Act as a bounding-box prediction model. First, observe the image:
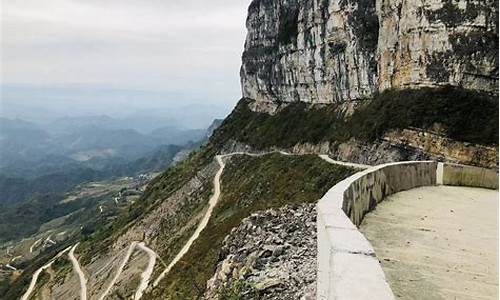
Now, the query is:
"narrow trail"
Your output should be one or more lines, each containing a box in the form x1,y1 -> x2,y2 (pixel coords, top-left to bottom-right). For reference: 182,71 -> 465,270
318,154 -> 370,169
152,154 -> 226,287
134,242 -> 157,300
98,241 -> 138,300
43,235 -> 56,247
29,238 -> 42,253
21,246 -> 72,300
151,151 -> 366,288
11,255 -> 22,262
69,243 -> 87,300
98,241 -> 162,300
20,151 -> 368,300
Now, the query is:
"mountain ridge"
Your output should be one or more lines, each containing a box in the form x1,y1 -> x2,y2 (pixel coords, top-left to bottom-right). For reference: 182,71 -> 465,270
1,0 -> 497,299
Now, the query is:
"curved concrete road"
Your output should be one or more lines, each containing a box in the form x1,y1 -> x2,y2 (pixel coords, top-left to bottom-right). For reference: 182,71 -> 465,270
21,246 -> 72,300
69,243 -> 87,300
361,186 -> 499,300
318,154 -> 370,169
134,242 -> 157,300
153,154 -> 226,287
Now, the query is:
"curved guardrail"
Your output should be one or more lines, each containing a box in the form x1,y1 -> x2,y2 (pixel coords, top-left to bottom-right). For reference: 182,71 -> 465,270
316,161 -> 497,300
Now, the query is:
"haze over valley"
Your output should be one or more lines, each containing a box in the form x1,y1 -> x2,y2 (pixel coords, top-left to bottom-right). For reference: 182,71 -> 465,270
0,0 -> 497,299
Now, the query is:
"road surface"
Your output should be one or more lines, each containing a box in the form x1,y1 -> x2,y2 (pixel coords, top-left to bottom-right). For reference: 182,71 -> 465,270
318,154 -> 370,169
98,241 -> 138,300
21,246 -> 72,300
29,238 -> 42,253
361,186 -> 499,300
152,154 -> 227,287
69,243 -> 87,300
134,242 -> 157,300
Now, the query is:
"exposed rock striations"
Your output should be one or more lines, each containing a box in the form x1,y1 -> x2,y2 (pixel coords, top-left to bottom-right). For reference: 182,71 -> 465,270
242,0 -> 379,105
377,0 -> 499,92
241,0 -> 498,107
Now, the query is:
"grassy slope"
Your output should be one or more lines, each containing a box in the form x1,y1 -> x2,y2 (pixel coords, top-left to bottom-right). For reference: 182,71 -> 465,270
5,86 -> 495,298
148,153 -> 357,299
76,145 -> 217,263
2,146 -> 217,299
212,86 -> 498,149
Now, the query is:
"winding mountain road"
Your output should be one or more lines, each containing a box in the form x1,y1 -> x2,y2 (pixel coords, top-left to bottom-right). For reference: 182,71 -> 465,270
152,154 -> 227,287
20,151 -> 365,299
318,154 -> 370,169
98,241 -> 138,300
29,238 -> 42,253
152,151 -> 362,287
134,242 -> 157,300
21,246 -> 72,300
69,243 -> 87,300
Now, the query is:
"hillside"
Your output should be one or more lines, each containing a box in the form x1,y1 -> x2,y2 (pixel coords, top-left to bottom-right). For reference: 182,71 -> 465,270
1,0 -> 497,299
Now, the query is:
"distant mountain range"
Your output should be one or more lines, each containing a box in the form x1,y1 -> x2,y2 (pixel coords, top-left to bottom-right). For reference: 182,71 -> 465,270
0,116 -> 211,173
0,116 -> 221,204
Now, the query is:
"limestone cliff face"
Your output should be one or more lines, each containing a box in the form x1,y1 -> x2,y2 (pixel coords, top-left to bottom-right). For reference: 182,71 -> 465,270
378,0 -> 498,92
241,0 -> 498,105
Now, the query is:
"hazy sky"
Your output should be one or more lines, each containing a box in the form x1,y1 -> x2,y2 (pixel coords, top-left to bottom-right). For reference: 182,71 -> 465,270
1,0 -> 250,123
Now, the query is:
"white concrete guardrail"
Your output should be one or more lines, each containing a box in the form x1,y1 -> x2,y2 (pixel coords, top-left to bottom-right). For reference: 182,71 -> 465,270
316,161 -> 498,300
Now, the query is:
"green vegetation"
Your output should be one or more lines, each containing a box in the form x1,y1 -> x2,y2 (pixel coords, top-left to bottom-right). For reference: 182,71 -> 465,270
211,98 -> 345,148
348,86 -> 498,144
78,146 -> 217,262
0,142 -> 185,244
148,153 -> 357,299
2,236 -> 78,300
219,280 -> 255,300
212,86 -> 498,149
0,168 -> 104,204
0,193 -> 102,242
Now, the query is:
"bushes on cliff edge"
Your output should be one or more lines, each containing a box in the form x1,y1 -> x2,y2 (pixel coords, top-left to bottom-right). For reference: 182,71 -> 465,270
211,86 -> 498,148
348,86 -> 498,144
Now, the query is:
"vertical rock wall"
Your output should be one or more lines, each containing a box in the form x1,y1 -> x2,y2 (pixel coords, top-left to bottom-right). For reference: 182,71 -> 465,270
241,0 -> 379,104
241,0 -> 498,107
377,0 -> 499,92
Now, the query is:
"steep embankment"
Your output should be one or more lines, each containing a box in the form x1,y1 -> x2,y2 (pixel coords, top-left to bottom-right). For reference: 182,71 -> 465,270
205,203 -> 318,299
6,150 -> 355,299
147,153 -> 356,298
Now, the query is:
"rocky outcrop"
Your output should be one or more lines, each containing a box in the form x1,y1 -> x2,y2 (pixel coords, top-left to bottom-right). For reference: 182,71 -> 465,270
381,128 -> 498,169
242,0 -> 378,105
205,204 -> 317,300
241,0 -> 498,107
378,0 -> 498,92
